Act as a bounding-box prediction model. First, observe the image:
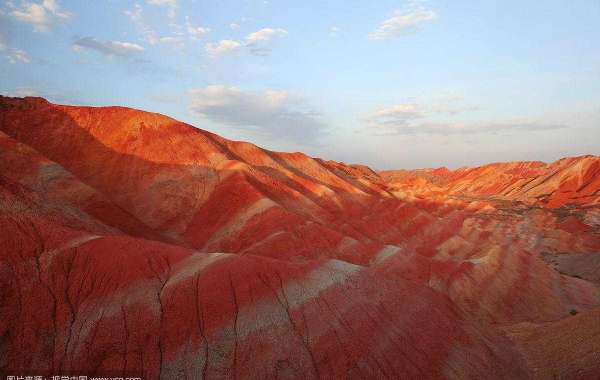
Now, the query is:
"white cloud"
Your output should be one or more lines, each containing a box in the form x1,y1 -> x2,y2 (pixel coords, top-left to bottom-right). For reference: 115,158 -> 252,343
149,35 -> 185,47
73,37 -> 145,57
147,0 -> 177,19
205,39 -> 241,57
369,1 -> 437,41
369,103 -> 422,123
147,0 -> 177,6
8,0 -> 70,32
41,0 -> 63,14
204,27 -> 287,58
367,101 -> 475,124
4,47 -> 30,63
365,103 -> 565,135
125,5 -> 188,49
124,3 -> 144,28
0,39 -> 31,64
189,85 -> 326,142
245,27 -> 287,45
329,26 -> 341,37
230,23 -> 240,30
186,17 -> 210,40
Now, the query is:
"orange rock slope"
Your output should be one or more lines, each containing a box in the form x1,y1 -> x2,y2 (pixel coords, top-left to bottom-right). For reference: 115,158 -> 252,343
1,96 -> 599,379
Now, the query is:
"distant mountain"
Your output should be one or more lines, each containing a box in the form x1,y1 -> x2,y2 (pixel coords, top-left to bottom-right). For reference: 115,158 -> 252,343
381,156 -> 600,208
1,96 -> 599,379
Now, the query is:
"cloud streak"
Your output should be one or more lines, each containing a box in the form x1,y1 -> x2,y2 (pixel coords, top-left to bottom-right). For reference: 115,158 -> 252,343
368,121 -> 567,136
147,0 -> 177,19
205,39 -> 242,57
189,85 -> 326,142
369,1 -> 437,41
204,27 -> 288,58
245,27 -> 287,45
73,37 -> 145,57
0,37 -> 31,64
365,103 -> 566,135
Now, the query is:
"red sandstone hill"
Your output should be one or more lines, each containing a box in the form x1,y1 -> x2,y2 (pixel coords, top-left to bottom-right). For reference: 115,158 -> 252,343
1,96 -> 599,379
380,156 -> 600,208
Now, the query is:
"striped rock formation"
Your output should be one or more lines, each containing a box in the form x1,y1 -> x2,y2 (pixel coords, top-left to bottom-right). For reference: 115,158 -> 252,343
1,96 -> 599,379
381,157 -> 600,208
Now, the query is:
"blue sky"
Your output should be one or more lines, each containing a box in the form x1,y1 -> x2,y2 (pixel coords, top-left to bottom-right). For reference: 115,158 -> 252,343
1,0 -> 599,169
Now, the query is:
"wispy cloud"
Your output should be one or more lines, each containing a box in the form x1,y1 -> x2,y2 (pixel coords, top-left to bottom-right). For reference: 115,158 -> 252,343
150,35 -> 185,48
368,121 -> 566,136
204,27 -> 287,58
124,4 -> 144,28
72,37 -> 145,57
147,0 -> 177,19
8,0 -> 71,32
2,46 -> 31,64
125,4 -> 181,47
0,37 -> 30,64
364,103 -> 565,135
124,5 -> 208,49
329,26 -> 341,38
369,1 -> 437,41
368,103 -> 423,125
374,121 -> 567,136
189,85 -> 326,142
245,27 -> 287,45
186,17 -> 210,40
205,39 -> 242,57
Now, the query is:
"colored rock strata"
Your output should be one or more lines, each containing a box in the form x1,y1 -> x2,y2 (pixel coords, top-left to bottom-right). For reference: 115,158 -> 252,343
1,96 -> 599,379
